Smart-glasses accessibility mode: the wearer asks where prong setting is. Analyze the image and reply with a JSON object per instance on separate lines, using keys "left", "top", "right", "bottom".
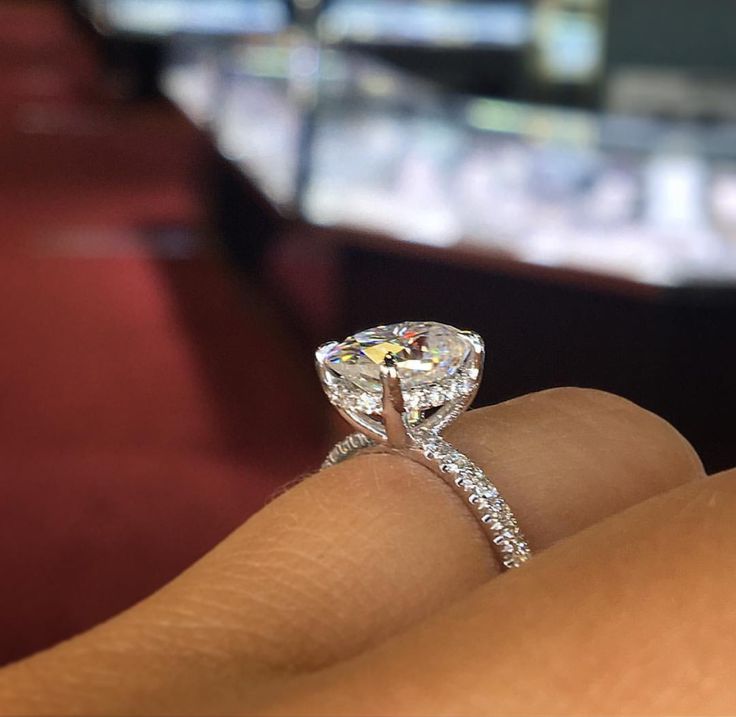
{"left": 316, "top": 321, "right": 483, "bottom": 443}
{"left": 380, "top": 353, "right": 410, "bottom": 448}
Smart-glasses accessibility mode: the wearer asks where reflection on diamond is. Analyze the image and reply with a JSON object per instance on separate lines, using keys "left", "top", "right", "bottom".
{"left": 316, "top": 321, "right": 481, "bottom": 414}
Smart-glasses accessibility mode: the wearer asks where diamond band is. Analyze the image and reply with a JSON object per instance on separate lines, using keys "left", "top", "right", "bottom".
{"left": 322, "top": 430, "right": 531, "bottom": 570}
{"left": 316, "top": 321, "right": 531, "bottom": 570}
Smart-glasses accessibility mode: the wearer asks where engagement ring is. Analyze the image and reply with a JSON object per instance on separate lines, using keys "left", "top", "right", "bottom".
{"left": 316, "top": 321, "right": 531, "bottom": 570}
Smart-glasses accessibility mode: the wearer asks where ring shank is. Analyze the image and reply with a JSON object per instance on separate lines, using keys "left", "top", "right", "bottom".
{"left": 323, "top": 431, "right": 531, "bottom": 570}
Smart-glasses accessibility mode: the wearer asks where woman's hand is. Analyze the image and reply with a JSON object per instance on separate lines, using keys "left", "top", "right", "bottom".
{"left": 3, "top": 388, "right": 729, "bottom": 716}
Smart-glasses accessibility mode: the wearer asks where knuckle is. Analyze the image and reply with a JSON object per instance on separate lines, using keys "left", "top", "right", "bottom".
{"left": 533, "top": 386, "right": 645, "bottom": 413}
{"left": 464, "top": 386, "right": 704, "bottom": 480}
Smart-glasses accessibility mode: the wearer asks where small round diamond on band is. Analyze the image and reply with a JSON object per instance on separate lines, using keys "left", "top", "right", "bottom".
{"left": 316, "top": 321, "right": 531, "bottom": 570}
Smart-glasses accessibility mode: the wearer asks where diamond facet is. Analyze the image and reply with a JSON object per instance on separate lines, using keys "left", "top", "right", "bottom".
{"left": 316, "top": 321, "right": 480, "bottom": 415}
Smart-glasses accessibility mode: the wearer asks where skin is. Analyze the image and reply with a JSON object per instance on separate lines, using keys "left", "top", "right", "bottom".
{"left": 0, "top": 387, "right": 729, "bottom": 716}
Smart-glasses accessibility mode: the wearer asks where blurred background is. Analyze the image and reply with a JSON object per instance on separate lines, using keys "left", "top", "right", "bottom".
{"left": 2, "top": 0, "right": 736, "bottom": 666}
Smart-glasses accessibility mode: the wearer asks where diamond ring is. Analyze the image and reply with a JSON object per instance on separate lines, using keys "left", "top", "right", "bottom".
{"left": 316, "top": 321, "right": 531, "bottom": 570}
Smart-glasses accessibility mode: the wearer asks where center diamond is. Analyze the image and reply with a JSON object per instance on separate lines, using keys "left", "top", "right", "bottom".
{"left": 316, "top": 321, "right": 481, "bottom": 414}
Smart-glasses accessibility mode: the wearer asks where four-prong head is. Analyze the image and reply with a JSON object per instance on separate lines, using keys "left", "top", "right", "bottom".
{"left": 315, "top": 321, "right": 484, "bottom": 444}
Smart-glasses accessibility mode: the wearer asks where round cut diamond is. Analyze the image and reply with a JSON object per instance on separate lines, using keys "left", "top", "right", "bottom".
{"left": 316, "top": 321, "right": 480, "bottom": 414}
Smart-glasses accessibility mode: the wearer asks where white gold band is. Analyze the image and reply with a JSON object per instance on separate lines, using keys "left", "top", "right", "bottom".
{"left": 322, "top": 430, "right": 531, "bottom": 570}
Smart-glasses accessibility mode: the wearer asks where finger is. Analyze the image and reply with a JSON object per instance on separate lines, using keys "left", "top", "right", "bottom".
{"left": 0, "top": 389, "right": 704, "bottom": 715}
{"left": 274, "top": 469, "right": 736, "bottom": 716}
{"left": 445, "top": 387, "right": 705, "bottom": 547}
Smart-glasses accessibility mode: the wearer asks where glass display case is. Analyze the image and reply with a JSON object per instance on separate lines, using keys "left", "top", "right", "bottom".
{"left": 82, "top": 0, "right": 290, "bottom": 38}
{"left": 163, "top": 35, "right": 736, "bottom": 288}
{"left": 317, "top": 0, "right": 531, "bottom": 49}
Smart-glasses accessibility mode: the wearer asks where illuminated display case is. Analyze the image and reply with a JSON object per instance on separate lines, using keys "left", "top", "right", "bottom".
{"left": 317, "top": 0, "right": 532, "bottom": 49}
{"left": 76, "top": 0, "right": 736, "bottom": 288}
{"left": 80, "top": 0, "right": 609, "bottom": 101}
{"left": 82, "top": 0, "right": 290, "bottom": 37}
{"left": 163, "top": 36, "right": 736, "bottom": 288}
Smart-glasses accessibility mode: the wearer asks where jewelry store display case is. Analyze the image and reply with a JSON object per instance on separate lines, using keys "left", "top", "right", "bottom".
{"left": 81, "top": 0, "right": 290, "bottom": 37}
{"left": 76, "top": 3, "right": 736, "bottom": 470}
{"left": 164, "top": 35, "right": 736, "bottom": 288}
{"left": 75, "top": 0, "right": 292, "bottom": 97}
